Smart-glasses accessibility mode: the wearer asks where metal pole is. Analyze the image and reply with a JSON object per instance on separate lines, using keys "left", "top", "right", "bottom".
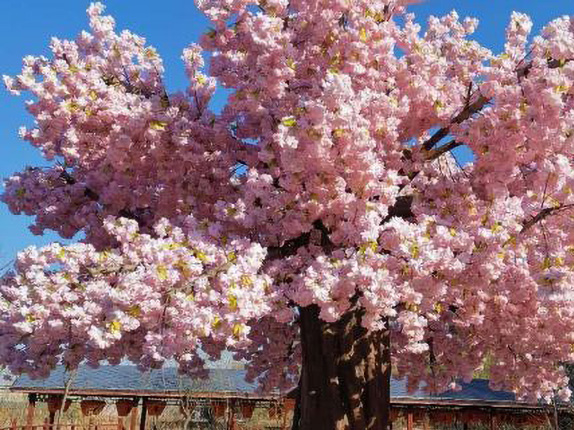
{"left": 139, "top": 399, "right": 147, "bottom": 430}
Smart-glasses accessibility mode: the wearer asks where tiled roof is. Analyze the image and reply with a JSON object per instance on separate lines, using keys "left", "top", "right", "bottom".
{"left": 12, "top": 366, "right": 259, "bottom": 396}
{"left": 12, "top": 365, "right": 527, "bottom": 406}
{"left": 391, "top": 378, "right": 516, "bottom": 403}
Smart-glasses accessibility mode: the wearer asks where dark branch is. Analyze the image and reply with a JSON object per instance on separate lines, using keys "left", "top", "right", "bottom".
{"left": 521, "top": 204, "right": 574, "bottom": 234}
{"left": 425, "top": 139, "right": 462, "bottom": 161}
{"left": 518, "top": 58, "right": 573, "bottom": 79}
{"left": 382, "top": 195, "right": 414, "bottom": 224}
{"left": 59, "top": 169, "right": 144, "bottom": 226}
{"left": 312, "top": 219, "right": 335, "bottom": 254}
{"left": 422, "top": 57, "right": 572, "bottom": 153}
{"left": 59, "top": 169, "right": 100, "bottom": 200}
{"left": 422, "top": 95, "right": 489, "bottom": 152}
{"left": 266, "top": 219, "right": 336, "bottom": 261}
{"left": 267, "top": 230, "right": 312, "bottom": 260}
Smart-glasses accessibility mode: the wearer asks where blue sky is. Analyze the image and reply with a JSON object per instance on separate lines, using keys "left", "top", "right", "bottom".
{"left": 0, "top": 0, "right": 572, "bottom": 266}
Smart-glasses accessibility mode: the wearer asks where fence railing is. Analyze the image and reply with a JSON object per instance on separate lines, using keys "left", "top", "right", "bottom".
{"left": 1, "top": 421, "right": 120, "bottom": 430}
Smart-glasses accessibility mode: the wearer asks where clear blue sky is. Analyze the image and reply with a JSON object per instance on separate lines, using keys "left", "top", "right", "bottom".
{"left": 0, "top": 0, "right": 572, "bottom": 266}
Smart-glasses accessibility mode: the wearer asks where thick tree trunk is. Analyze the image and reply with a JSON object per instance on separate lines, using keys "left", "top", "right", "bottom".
{"left": 292, "top": 305, "right": 392, "bottom": 430}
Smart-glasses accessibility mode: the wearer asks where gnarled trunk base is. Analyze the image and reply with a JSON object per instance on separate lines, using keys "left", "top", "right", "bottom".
{"left": 293, "top": 305, "right": 392, "bottom": 430}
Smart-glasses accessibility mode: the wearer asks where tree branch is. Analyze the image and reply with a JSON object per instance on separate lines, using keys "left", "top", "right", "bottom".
{"left": 424, "top": 139, "right": 462, "bottom": 161}
{"left": 422, "top": 57, "right": 572, "bottom": 153}
{"left": 520, "top": 204, "right": 574, "bottom": 234}
{"left": 59, "top": 169, "right": 145, "bottom": 227}
{"left": 267, "top": 230, "right": 312, "bottom": 260}
{"left": 381, "top": 195, "right": 414, "bottom": 224}
{"left": 422, "top": 95, "right": 489, "bottom": 151}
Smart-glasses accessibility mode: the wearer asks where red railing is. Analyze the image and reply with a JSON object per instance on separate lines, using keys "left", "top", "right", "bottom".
{"left": 2, "top": 421, "right": 119, "bottom": 430}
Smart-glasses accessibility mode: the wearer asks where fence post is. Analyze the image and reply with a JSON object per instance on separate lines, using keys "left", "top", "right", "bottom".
{"left": 25, "top": 394, "right": 37, "bottom": 430}
{"left": 129, "top": 402, "right": 138, "bottom": 430}
{"left": 406, "top": 410, "right": 414, "bottom": 430}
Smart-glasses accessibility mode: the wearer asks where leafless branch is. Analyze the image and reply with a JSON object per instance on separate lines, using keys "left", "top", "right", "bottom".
{"left": 424, "top": 139, "right": 462, "bottom": 161}
{"left": 422, "top": 57, "right": 573, "bottom": 153}
{"left": 520, "top": 204, "right": 574, "bottom": 234}
{"left": 422, "top": 95, "right": 489, "bottom": 152}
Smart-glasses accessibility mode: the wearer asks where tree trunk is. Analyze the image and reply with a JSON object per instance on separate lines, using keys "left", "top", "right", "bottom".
{"left": 292, "top": 305, "right": 392, "bottom": 430}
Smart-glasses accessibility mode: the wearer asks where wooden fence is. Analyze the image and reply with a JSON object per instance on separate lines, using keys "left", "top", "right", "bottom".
{"left": 2, "top": 421, "right": 120, "bottom": 430}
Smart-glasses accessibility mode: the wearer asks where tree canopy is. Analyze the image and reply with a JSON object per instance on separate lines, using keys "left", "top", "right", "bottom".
{"left": 2, "top": 0, "right": 574, "bottom": 410}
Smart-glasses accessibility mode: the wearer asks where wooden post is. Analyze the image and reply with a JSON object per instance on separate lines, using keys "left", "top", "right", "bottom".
{"left": 422, "top": 416, "right": 429, "bottom": 430}
{"left": 489, "top": 409, "right": 495, "bottom": 430}
{"left": 227, "top": 400, "right": 235, "bottom": 430}
{"left": 116, "top": 417, "right": 123, "bottom": 430}
{"left": 129, "top": 402, "right": 138, "bottom": 430}
{"left": 139, "top": 399, "right": 147, "bottom": 430}
{"left": 44, "top": 418, "right": 49, "bottom": 430}
{"left": 281, "top": 400, "right": 288, "bottom": 430}
{"left": 407, "top": 410, "right": 413, "bottom": 430}
{"left": 26, "top": 394, "right": 37, "bottom": 430}
{"left": 48, "top": 412, "right": 56, "bottom": 430}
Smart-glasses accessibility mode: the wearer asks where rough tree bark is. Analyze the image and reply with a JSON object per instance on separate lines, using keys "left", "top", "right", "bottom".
{"left": 292, "top": 305, "right": 392, "bottom": 430}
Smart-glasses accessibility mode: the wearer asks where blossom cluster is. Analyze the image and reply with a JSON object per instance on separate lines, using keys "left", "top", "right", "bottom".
{"left": 0, "top": 216, "right": 273, "bottom": 379}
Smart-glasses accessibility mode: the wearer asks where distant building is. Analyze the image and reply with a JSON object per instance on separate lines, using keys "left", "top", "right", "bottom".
{"left": 9, "top": 365, "right": 574, "bottom": 429}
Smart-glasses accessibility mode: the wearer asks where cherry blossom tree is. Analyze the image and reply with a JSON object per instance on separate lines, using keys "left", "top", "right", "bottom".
{"left": 2, "top": 1, "right": 574, "bottom": 429}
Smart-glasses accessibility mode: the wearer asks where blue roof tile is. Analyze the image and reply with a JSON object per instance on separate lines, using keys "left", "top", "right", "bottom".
{"left": 12, "top": 366, "right": 258, "bottom": 395}
{"left": 12, "top": 365, "right": 521, "bottom": 405}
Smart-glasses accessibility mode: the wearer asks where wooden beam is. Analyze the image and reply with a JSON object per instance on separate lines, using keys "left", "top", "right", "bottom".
{"left": 407, "top": 410, "right": 414, "bottom": 430}
{"left": 26, "top": 394, "right": 37, "bottom": 430}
